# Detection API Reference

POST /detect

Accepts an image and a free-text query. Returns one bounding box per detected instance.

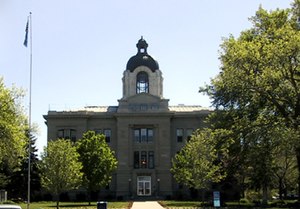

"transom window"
[134,128,153,143]
[136,72,149,94]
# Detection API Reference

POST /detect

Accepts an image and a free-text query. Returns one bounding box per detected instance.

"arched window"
[136,72,149,93]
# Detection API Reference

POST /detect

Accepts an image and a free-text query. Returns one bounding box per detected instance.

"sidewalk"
[131,201,165,209]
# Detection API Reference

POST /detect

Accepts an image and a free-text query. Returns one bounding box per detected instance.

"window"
[94,129,102,135]
[133,151,155,169]
[134,128,154,143]
[186,129,194,141]
[141,151,147,168]
[176,128,184,142]
[148,151,154,169]
[147,129,153,142]
[134,151,140,168]
[136,72,149,93]
[103,129,111,143]
[57,129,77,142]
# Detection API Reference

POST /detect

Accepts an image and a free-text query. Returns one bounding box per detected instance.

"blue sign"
[213,191,221,207]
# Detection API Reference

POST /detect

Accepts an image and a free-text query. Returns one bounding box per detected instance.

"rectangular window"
[133,151,155,169]
[186,129,193,141]
[133,128,154,143]
[104,129,111,143]
[58,129,64,138]
[57,129,76,142]
[134,129,140,143]
[134,151,140,169]
[176,128,184,142]
[94,129,102,135]
[141,129,147,142]
[147,129,153,142]
[70,129,77,142]
[141,151,147,168]
[148,151,154,169]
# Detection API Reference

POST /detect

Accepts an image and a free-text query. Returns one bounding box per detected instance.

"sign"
[213,191,221,207]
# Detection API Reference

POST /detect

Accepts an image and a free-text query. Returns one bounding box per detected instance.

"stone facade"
[44,37,211,199]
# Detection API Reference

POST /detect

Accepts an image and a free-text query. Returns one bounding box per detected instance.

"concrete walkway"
[131,201,165,209]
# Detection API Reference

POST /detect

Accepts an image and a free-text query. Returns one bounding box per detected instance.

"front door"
[137,176,151,196]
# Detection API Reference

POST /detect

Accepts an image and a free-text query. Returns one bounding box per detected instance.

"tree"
[0,77,27,187]
[273,133,298,200]
[7,130,41,201]
[200,1,300,201]
[171,128,232,201]
[76,131,117,204]
[40,139,82,208]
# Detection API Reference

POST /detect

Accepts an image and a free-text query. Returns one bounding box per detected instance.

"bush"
[239,198,250,203]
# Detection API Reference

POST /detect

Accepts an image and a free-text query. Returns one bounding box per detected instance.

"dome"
[126,37,159,72]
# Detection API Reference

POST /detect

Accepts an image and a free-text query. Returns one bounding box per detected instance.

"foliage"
[200,1,300,202]
[76,131,117,203]
[0,77,27,186]
[7,131,41,201]
[171,128,232,190]
[40,139,83,208]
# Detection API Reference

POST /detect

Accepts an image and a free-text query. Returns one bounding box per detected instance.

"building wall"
[44,108,209,199]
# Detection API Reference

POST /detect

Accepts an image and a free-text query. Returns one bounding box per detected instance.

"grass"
[16,202,130,209]
[160,200,298,209]
[4,200,299,209]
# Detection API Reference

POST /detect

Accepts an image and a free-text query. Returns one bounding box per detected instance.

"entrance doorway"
[137,176,151,196]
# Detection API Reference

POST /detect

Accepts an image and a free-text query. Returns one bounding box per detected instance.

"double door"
[137,176,151,196]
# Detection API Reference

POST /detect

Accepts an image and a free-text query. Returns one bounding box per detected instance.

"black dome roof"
[126,37,159,72]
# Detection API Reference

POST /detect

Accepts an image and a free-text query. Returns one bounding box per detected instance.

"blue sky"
[0,0,291,155]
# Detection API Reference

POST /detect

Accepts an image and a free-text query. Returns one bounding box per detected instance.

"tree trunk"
[55,194,60,209]
[278,177,283,200]
[262,184,268,206]
[88,190,92,206]
[201,189,205,209]
[296,148,300,201]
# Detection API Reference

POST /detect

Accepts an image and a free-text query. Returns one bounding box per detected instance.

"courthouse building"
[44,37,211,199]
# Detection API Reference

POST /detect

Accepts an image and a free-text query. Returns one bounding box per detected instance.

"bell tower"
[121,37,163,99]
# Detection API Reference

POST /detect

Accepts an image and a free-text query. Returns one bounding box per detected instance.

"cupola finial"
[136,36,148,54]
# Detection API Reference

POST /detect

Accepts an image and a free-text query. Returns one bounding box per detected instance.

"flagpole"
[27,12,32,209]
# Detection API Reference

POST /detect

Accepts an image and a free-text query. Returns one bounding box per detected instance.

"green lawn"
[159,200,298,209]
[17,202,130,209]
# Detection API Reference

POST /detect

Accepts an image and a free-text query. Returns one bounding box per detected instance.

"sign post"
[213,191,221,208]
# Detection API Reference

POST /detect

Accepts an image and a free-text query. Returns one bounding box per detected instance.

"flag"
[23,19,29,47]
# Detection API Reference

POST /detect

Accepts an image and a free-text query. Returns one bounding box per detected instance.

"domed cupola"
[126,37,159,72]
[121,37,164,100]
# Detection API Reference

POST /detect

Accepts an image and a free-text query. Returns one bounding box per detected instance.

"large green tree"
[0,77,27,187]
[76,131,117,204]
[40,139,82,208]
[201,1,300,200]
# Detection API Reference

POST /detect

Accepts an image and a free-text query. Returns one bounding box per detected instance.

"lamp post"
[157,178,160,198]
[128,179,132,199]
